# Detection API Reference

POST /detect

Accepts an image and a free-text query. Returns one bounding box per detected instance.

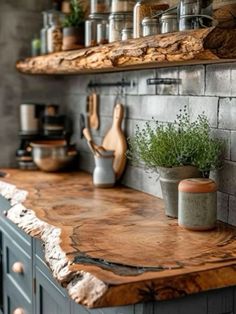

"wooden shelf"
[16,27,236,75]
[2,169,236,308]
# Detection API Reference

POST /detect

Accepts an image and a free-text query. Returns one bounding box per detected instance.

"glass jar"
[108,12,133,43]
[142,17,159,36]
[47,12,63,53]
[111,0,136,13]
[91,0,111,14]
[85,13,109,47]
[121,28,133,40]
[40,11,49,55]
[97,20,109,45]
[179,0,201,31]
[133,0,169,38]
[160,13,178,33]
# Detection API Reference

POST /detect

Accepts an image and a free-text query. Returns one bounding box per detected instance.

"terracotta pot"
[158,166,202,218]
[62,25,84,51]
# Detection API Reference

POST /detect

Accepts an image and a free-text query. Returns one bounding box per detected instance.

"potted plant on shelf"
[127,107,225,218]
[62,0,85,51]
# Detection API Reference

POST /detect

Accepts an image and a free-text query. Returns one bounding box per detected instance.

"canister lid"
[142,17,158,25]
[160,13,177,21]
[178,178,217,193]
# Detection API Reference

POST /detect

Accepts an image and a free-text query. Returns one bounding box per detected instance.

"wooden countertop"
[1,169,236,308]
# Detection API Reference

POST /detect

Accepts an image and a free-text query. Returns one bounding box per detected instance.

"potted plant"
[127,107,225,218]
[62,0,85,51]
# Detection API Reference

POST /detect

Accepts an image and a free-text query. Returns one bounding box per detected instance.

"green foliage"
[127,107,225,174]
[62,0,84,28]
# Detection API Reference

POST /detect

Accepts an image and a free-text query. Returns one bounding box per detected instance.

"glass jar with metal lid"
[111,0,136,13]
[97,20,109,44]
[142,17,159,36]
[85,13,109,47]
[160,12,178,33]
[133,0,169,38]
[47,12,63,53]
[108,12,133,43]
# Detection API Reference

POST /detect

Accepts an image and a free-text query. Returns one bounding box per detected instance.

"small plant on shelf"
[62,0,85,51]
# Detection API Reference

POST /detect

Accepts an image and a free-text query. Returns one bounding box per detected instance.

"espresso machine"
[16,103,73,169]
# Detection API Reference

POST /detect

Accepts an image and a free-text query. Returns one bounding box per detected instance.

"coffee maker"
[16,103,73,169]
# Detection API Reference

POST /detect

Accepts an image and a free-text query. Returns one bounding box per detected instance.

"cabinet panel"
[36,266,70,314]
[3,232,32,300]
[4,276,32,314]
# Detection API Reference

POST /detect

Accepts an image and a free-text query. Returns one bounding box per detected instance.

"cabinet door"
[35,266,70,314]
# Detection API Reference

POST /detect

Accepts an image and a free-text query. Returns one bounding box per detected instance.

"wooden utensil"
[102,103,127,180]
[89,92,99,130]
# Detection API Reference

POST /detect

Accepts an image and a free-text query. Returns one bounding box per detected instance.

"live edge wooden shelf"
[1,169,236,309]
[16,26,236,75]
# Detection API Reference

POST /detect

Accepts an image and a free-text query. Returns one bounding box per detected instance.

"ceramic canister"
[93,150,116,188]
[178,178,217,231]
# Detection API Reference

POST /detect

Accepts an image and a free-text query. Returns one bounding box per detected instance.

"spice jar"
[91,0,111,14]
[85,14,109,47]
[109,12,133,43]
[160,13,178,33]
[178,178,217,231]
[133,0,169,38]
[121,28,133,40]
[47,12,63,53]
[97,20,109,45]
[111,0,136,13]
[142,17,159,36]
[40,11,49,54]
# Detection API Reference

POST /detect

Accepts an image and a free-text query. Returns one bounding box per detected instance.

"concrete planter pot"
[62,25,84,51]
[158,166,202,218]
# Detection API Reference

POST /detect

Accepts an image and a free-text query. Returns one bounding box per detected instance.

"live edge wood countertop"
[1,169,236,308]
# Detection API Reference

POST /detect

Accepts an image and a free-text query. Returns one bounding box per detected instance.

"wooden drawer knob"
[13,308,25,314]
[12,262,24,274]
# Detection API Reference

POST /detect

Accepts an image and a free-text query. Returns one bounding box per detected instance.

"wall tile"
[211,129,230,160]
[156,67,179,96]
[219,98,236,130]
[121,165,143,191]
[189,96,218,127]
[228,195,236,226]
[137,69,156,95]
[141,95,189,122]
[179,65,205,96]
[206,64,231,96]
[217,192,229,223]
[213,161,236,196]
[230,62,236,96]
[230,131,236,161]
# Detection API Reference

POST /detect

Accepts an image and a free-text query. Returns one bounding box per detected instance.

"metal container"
[20,104,45,135]
[179,0,201,31]
[178,178,217,230]
[142,17,159,37]
[31,140,77,172]
[108,12,133,43]
[160,13,178,33]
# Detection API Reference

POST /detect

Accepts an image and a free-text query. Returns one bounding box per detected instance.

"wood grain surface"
[1,169,236,308]
[16,27,236,75]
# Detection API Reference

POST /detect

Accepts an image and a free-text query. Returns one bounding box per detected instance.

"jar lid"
[89,13,110,20]
[142,17,158,25]
[160,13,177,21]
[121,27,133,34]
[178,178,217,193]
[109,12,133,20]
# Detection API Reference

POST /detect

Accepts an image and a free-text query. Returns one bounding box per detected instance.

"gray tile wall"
[63,62,236,226]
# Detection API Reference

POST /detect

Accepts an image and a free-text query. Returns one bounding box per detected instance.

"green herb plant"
[62,0,85,28]
[127,107,225,177]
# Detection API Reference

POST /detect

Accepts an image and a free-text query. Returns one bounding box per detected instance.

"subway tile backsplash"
[62,62,236,226]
